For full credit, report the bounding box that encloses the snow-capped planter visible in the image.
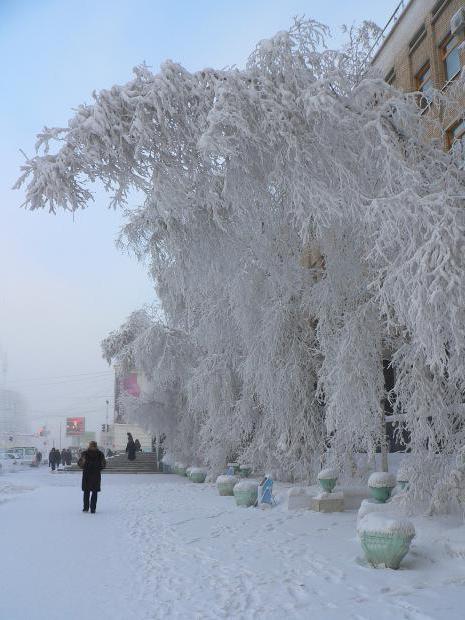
[239,464,252,478]
[189,467,207,483]
[368,472,396,503]
[317,468,338,493]
[233,480,259,507]
[357,513,415,570]
[396,461,413,491]
[216,474,238,496]
[175,463,187,476]
[227,462,241,475]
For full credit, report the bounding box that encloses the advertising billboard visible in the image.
[66,417,85,436]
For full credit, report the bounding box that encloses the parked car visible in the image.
[6,447,38,466]
[0,451,20,473]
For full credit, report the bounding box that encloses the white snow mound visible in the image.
[318,468,338,480]
[234,480,259,491]
[216,474,238,484]
[357,513,415,538]
[368,472,396,488]
[189,467,207,474]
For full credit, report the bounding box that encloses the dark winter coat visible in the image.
[61,450,67,464]
[78,449,106,492]
[134,439,141,452]
[126,440,136,461]
[49,449,57,465]
[55,451,61,465]
[66,450,72,466]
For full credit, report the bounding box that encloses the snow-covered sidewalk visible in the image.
[1,470,465,620]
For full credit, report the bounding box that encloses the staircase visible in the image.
[104,451,160,473]
[66,451,160,474]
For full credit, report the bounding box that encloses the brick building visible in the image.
[372,0,465,147]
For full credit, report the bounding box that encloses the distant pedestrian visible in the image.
[55,449,61,469]
[61,449,67,467]
[49,448,57,471]
[126,433,136,461]
[36,451,42,465]
[134,438,142,452]
[66,449,72,466]
[78,441,106,514]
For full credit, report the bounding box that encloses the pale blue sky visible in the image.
[0,0,395,439]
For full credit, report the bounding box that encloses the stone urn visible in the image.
[317,468,338,493]
[216,474,238,496]
[189,467,207,483]
[368,472,396,503]
[175,463,187,477]
[239,465,252,478]
[233,480,259,507]
[358,513,415,570]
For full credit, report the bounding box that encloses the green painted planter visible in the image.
[319,478,337,493]
[239,466,252,478]
[189,468,207,483]
[369,486,394,503]
[216,475,238,496]
[175,464,187,476]
[233,481,259,507]
[359,531,414,569]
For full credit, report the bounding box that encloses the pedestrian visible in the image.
[55,448,61,470]
[36,450,42,465]
[66,449,72,466]
[78,441,106,514]
[134,438,141,452]
[49,448,57,471]
[61,448,67,467]
[126,432,136,461]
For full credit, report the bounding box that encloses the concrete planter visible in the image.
[368,472,396,503]
[358,514,415,570]
[233,480,259,507]
[175,463,187,476]
[370,486,394,502]
[317,468,338,494]
[216,475,238,496]
[239,465,252,478]
[189,468,207,483]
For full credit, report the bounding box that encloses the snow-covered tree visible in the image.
[16,19,465,497]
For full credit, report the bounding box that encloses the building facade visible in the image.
[372,0,465,147]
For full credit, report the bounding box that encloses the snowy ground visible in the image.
[1,469,465,620]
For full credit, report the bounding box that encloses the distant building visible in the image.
[372,0,465,148]
[0,389,29,447]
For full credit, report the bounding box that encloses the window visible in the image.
[409,25,426,52]
[385,68,396,86]
[441,34,461,83]
[432,0,448,21]
[416,62,433,109]
[447,118,465,151]
[447,119,465,169]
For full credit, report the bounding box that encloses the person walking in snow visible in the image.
[66,449,72,466]
[78,441,106,513]
[49,448,57,471]
[61,448,67,467]
[126,432,136,461]
[134,438,141,452]
[55,449,61,470]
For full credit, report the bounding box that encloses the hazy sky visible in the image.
[0,0,395,442]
